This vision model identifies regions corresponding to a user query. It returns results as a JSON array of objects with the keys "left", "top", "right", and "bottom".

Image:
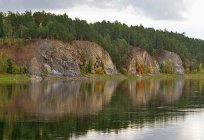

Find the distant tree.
[
  {"left": 112, "top": 39, "right": 132, "bottom": 69},
  {"left": 0, "top": 13, "right": 4, "bottom": 37}
]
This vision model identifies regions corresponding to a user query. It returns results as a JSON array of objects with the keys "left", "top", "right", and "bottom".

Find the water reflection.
[
  {"left": 3, "top": 80, "right": 117, "bottom": 117},
  {"left": 0, "top": 79, "right": 204, "bottom": 139},
  {"left": 127, "top": 79, "right": 184, "bottom": 107}
]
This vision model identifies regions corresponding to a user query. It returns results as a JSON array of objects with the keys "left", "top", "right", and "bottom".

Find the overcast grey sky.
[{"left": 0, "top": 0, "right": 203, "bottom": 39}]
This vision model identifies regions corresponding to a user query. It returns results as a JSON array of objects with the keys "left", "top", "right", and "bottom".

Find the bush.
[
  {"left": 0, "top": 53, "right": 27, "bottom": 74},
  {"left": 149, "top": 65, "right": 153, "bottom": 73},
  {"left": 95, "top": 66, "right": 104, "bottom": 74},
  {"left": 7, "top": 58, "right": 12, "bottom": 73},
  {"left": 119, "top": 68, "right": 128, "bottom": 75},
  {"left": 160, "top": 60, "right": 175, "bottom": 74},
  {"left": 85, "top": 59, "right": 94, "bottom": 74},
  {"left": 12, "top": 64, "right": 21, "bottom": 74},
  {"left": 0, "top": 52, "right": 9, "bottom": 73},
  {"left": 136, "top": 64, "right": 144, "bottom": 74},
  {"left": 143, "top": 65, "right": 149, "bottom": 74}
]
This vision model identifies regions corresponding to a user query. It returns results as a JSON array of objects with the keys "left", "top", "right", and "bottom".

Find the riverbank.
[
  {"left": 0, "top": 74, "right": 30, "bottom": 83},
  {"left": 1, "top": 73, "right": 204, "bottom": 83},
  {"left": 44, "top": 73, "right": 204, "bottom": 81}
]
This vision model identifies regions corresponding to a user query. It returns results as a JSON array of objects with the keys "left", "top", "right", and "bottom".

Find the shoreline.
[{"left": 0, "top": 73, "right": 204, "bottom": 82}]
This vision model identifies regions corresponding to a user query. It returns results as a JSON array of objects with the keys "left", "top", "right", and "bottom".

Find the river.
[{"left": 0, "top": 78, "right": 203, "bottom": 139}]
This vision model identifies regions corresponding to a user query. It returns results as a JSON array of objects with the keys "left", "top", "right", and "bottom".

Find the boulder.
[
  {"left": 128, "top": 47, "right": 160, "bottom": 74},
  {"left": 155, "top": 49, "right": 184, "bottom": 75}
]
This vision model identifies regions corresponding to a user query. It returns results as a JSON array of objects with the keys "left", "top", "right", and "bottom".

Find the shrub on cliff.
[
  {"left": 120, "top": 68, "right": 128, "bottom": 75},
  {"left": 0, "top": 52, "right": 9, "bottom": 73},
  {"left": 160, "top": 60, "right": 175, "bottom": 74},
  {"left": 95, "top": 66, "right": 105, "bottom": 74},
  {"left": 0, "top": 53, "right": 27, "bottom": 74},
  {"left": 85, "top": 59, "right": 94, "bottom": 74},
  {"left": 136, "top": 64, "right": 144, "bottom": 74}
]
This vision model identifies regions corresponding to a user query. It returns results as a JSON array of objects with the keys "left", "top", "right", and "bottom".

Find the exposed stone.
[
  {"left": 128, "top": 47, "right": 160, "bottom": 74},
  {"left": 6, "top": 40, "right": 117, "bottom": 77},
  {"left": 71, "top": 41, "right": 117, "bottom": 75},
  {"left": 155, "top": 49, "right": 184, "bottom": 75},
  {"left": 30, "top": 75, "right": 43, "bottom": 82},
  {"left": 29, "top": 57, "right": 42, "bottom": 76},
  {"left": 36, "top": 41, "right": 81, "bottom": 76}
]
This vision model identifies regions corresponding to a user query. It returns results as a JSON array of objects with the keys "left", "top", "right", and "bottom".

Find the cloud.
[
  {"left": 0, "top": 0, "right": 191, "bottom": 20},
  {"left": 87, "top": 0, "right": 191, "bottom": 20},
  {"left": 129, "top": 0, "right": 189, "bottom": 20},
  {"left": 0, "top": 0, "right": 84, "bottom": 11}
]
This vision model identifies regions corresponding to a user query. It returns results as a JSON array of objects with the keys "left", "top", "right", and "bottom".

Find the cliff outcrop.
[
  {"left": 1, "top": 40, "right": 117, "bottom": 76},
  {"left": 155, "top": 49, "right": 184, "bottom": 75},
  {"left": 128, "top": 47, "right": 160, "bottom": 74},
  {"left": 0, "top": 40, "right": 185, "bottom": 76}
]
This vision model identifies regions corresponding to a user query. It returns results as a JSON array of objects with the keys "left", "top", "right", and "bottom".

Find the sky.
[{"left": 0, "top": 0, "right": 203, "bottom": 39}]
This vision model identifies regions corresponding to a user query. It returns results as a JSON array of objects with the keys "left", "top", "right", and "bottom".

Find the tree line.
[{"left": 0, "top": 11, "right": 203, "bottom": 71}]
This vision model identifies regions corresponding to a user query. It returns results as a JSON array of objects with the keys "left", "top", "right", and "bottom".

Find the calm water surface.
[{"left": 0, "top": 78, "right": 204, "bottom": 139}]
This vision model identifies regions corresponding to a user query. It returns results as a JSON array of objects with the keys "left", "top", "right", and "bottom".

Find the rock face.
[
  {"left": 128, "top": 47, "right": 160, "bottom": 74},
  {"left": 71, "top": 41, "right": 117, "bottom": 75},
  {"left": 35, "top": 41, "right": 81, "bottom": 76},
  {"left": 155, "top": 49, "right": 184, "bottom": 75},
  {"left": 1, "top": 40, "right": 117, "bottom": 76}
]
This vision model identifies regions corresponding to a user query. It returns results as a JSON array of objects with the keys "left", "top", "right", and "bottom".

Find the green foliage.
[
  {"left": 0, "top": 13, "right": 4, "bottom": 37},
  {"left": 143, "top": 65, "right": 149, "bottom": 74},
  {"left": 12, "top": 65, "right": 27, "bottom": 74},
  {"left": 189, "top": 60, "right": 200, "bottom": 73},
  {"left": 0, "top": 52, "right": 9, "bottom": 73},
  {"left": 85, "top": 59, "right": 94, "bottom": 74},
  {"left": 119, "top": 68, "right": 128, "bottom": 75},
  {"left": 111, "top": 39, "right": 132, "bottom": 69},
  {"left": 0, "top": 53, "right": 27, "bottom": 74},
  {"left": 0, "top": 38, "right": 25, "bottom": 48},
  {"left": 6, "top": 59, "right": 12, "bottom": 74},
  {"left": 160, "top": 60, "right": 175, "bottom": 74}
]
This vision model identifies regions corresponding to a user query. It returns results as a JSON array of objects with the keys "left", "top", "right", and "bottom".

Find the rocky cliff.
[
  {"left": 1, "top": 40, "right": 117, "bottom": 76},
  {"left": 128, "top": 47, "right": 160, "bottom": 74},
  {"left": 0, "top": 39, "right": 186, "bottom": 76},
  {"left": 155, "top": 49, "right": 185, "bottom": 75},
  {"left": 71, "top": 41, "right": 117, "bottom": 75}
]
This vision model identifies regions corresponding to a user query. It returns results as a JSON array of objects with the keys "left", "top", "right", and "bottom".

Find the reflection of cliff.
[
  {"left": 4, "top": 80, "right": 117, "bottom": 117},
  {"left": 157, "top": 80, "right": 184, "bottom": 105},
  {"left": 128, "top": 79, "right": 184, "bottom": 107},
  {"left": 128, "top": 80, "right": 160, "bottom": 107}
]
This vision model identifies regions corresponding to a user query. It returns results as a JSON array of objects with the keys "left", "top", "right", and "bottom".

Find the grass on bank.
[
  {"left": 1, "top": 73, "right": 204, "bottom": 82},
  {"left": 0, "top": 73, "right": 29, "bottom": 83},
  {"left": 44, "top": 73, "right": 188, "bottom": 81}
]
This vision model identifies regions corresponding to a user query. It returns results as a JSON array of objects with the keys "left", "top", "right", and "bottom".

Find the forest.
[{"left": 0, "top": 11, "right": 203, "bottom": 71}]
